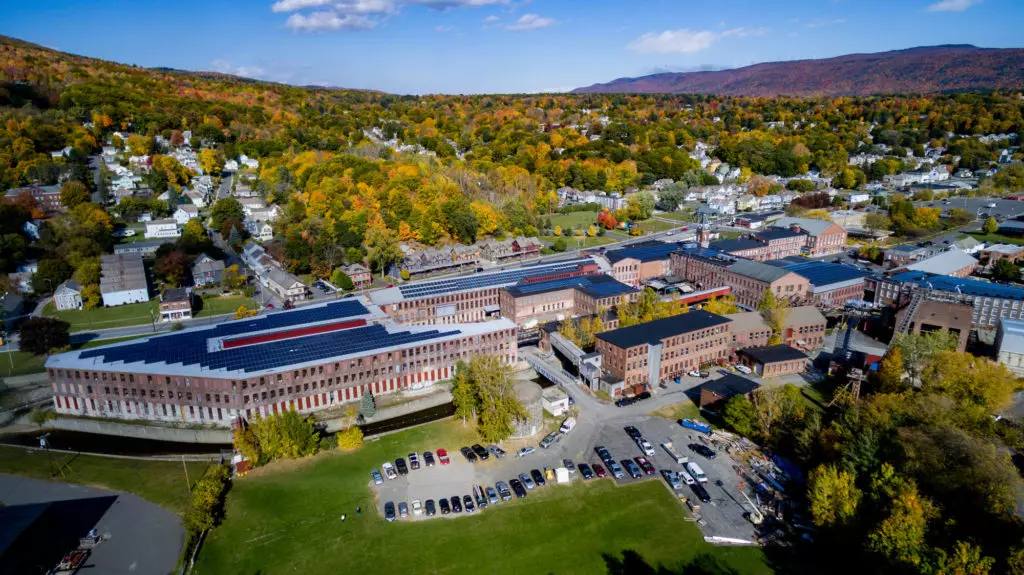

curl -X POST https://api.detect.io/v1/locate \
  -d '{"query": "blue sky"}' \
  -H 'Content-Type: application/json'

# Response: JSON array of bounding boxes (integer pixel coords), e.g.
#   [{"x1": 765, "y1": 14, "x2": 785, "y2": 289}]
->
[{"x1": 4, "y1": 0, "x2": 1023, "y2": 94}]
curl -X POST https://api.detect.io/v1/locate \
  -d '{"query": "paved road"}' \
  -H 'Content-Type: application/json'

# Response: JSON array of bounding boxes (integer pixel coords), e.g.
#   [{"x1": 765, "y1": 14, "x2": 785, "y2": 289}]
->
[
  {"x1": 0, "y1": 474, "x2": 184, "y2": 575},
  {"x1": 216, "y1": 170, "x2": 233, "y2": 199},
  {"x1": 88, "y1": 155, "x2": 104, "y2": 204}
]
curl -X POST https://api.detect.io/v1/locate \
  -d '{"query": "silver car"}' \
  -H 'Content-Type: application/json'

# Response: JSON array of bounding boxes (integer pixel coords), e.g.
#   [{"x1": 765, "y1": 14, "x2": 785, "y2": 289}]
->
[{"x1": 398, "y1": 501, "x2": 409, "y2": 519}]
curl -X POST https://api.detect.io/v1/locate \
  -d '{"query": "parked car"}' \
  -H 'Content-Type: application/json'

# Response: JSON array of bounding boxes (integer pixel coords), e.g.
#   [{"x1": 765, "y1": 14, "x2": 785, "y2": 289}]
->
[
  {"x1": 592, "y1": 462, "x2": 607, "y2": 478},
  {"x1": 519, "y1": 472, "x2": 536, "y2": 490},
  {"x1": 661, "y1": 469, "x2": 683, "y2": 490},
  {"x1": 460, "y1": 447, "x2": 478, "y2": 463},
  {"x1": 382, "y1": 462, "x2": 398, "y2": 480},
  {"x1": 425, "y1": 499, "x2": 436, "y2": 516},
  {"x1": 678, "y1": 469, "x2": 696, "y2": 485},
  {"x1": 540, "y1": 431, "x2": 561, "y2": 449},
  {"x1": 408, "y1": 453, "x2": 420, "y2": 471},
  {"x1": 510, "y1": 479, "x2": 527, "y2": 499},
  {"x1": 685, "y1": 461, "x2": 709, "y2": 483},
  {"x1": 486, "y1": 486, "x2": 500, "y2": 505},
  {"x1": 595, "y1": 446, "x2": 612, "y2": 461},
  {"x1": 487, "y1": 445, "x2": 506, "y2": 458},
  {"x1": 637, "y1": 439, "x2": 656, "y2": 457},
  {"x1": 609, "y1": 460, "x2": 625, "y2": 479},
  {"x1": 398, "y1": 501, "x2": 409, "y2": 519},
  {"x1": 615, "y1": 397, "x2": 635, "y2": 408},
  {"x1": 471, "y1": 444, "x2": 490, "y2": 461},
  {"x1": 634, "y1": 456, "x2": 656, "y2": 476},
  {"x1": 474, "y1": 486, "x2": 487, "y2": 509},
  {"x1": 622, "y1": 459, "x2": 643, "y2": 479},
  {"x1": 395, "y1": 458, "x2": 409, "y2": 475},
  {"x1": 563, "y1": 458, "x2": 577, "y2": 473},
  {"x1": 517, "y1": 446, "x2": 536, "y2": 457},
  {"x1": 688, "y1": 443, "x2": 717, "y2": 460},
  {"x1": 559, "y1": 417, "x2": 576, "y2": 434},
  {"x1": 423, "y1": 451, "x2": 436, "y2": 467},
  {"x1": 735, "y1": 364, "x2": 752, "y2": 374},
  {"x1": 691, "y1": 482, "x2": 712, "y2": 503},
  {"x1": 579, "y1": 463, "x2": 594, "y2": 480},
  {"x1": 686, "y1": 370, "x2": 700, "y2": 377},
  {"x1": 624, "y1": 426, "x2": 642, "y2": 440},
  {"x1": 463, "y1": 495, "x2": 475, "y2": 513},
  {"x1": 450, "y1": 496, "x2": 462, "y2": 513},
  {"x1": 411, "y1": 499, "x2": 422, "y2": 516},
  {"x1": 496, "y1": 481, "x2": 512, "y2": 501},
  {"x1": 544, "y1": 467, "x2": 555, "y2": 481},
  {"x1": 439, "y1": 498, "x2": 451, "y2": 515},
  {"x1": 384, "y1": 501, "x2": 396, "y2": 522},
  {"x1": 437, "y1": 448, "x2": 451, "y2": 465},
  {"x1": 531, "y1": 469, "x2": 546, "y2": 487},
  {"x1": 371, "y1": 469, "x2": 384, "y2": 485}
]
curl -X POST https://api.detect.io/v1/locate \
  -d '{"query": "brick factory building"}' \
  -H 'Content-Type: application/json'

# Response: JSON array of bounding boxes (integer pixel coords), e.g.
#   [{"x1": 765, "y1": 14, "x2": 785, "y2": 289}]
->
[
  {"x1": 670, "y1": 248, "x2": 811, "y2": 309},
  {"x1": 737, "y1": 345, "x2": 808, "y2": 377},
  {"x1": 598, "y1": 242, "x2": 686, "y2": 287},
  {"x1": 727, "y1": 305, "x2": 827, "y2": 352},
  {"x1": 46, "y1": 299, "x2": 517, "y2": 426},
  {"x1": 894, "y1": 300, "x2": 972, "y2": 352},
  {"x1": 595, "y1": 310, "x2": 733, "y2": 392},
  {"x1": 499, "y1": 274, "x2": 637, "y2": 326},
  {"x1": 707, "y1": 228, "x2": 807, "y2": 262},
  {"x1": 369, "y1": 257, "x2": 605, "y2": 325},
  {"x1": 771, "y1": 260, "x2": 872, "y2": 309},
  {"x1": 769, "y1": 217, "x2": 848, "y2": 256}
]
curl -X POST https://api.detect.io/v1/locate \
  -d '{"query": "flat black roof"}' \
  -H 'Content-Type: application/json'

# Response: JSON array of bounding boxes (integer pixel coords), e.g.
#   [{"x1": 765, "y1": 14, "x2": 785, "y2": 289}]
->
[
  {"x1": 709, "y1": 238, "x2": 764, "y2": 253},
  {"x1": 740, "y1": 345, "x2": 808, "y2": 364},
  {"x1": 702, "y1": 374, "x2": 759, "y2": 399},
  {"x1": 595, "y1": 309, "x2": 731, "y2": 349}
]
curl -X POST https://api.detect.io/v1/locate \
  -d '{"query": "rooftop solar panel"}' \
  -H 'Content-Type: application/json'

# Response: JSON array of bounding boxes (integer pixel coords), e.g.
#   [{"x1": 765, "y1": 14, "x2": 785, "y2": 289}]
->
[{"x1": 396, "y1": 258, "x2": 593, "y2": 299}]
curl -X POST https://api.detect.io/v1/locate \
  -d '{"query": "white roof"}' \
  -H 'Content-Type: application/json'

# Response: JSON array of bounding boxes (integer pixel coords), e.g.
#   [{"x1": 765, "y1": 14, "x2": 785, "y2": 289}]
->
[
  {"x1": 904, "y1": 249, "x2": 978, "y2": 275},
  {"x1": 999, "y1": 318, "x2": 1024, "y2": 355},
  {"x1": 985, "y1": 244, "x2": 1024, "y2": 255}
]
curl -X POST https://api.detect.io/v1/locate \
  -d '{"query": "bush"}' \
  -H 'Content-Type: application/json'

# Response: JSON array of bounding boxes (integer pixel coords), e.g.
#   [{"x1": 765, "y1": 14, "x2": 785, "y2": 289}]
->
[
  {"x1": 232, "y1": 411, "x2": 320, "y2": 466},
  {"x1": 331, "y1": 269, "x2": 354, "y2": 291},
  {"x1": 400, "y1": 269, "x2": 410, "y2": 281},
  {"x1": 183, "y1": 464, "x2": 230, "y2": 535},
  {"x1": 336, "y1": 426, "x2": 364, "y2": 450},
  {"x1": 552, "y1": 238, "x2": 567, "y2": 252}
]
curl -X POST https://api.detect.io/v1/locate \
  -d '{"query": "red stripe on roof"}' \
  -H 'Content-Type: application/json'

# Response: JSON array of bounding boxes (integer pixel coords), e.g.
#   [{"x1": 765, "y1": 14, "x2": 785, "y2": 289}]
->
[{"x1": 223, "y1": 319, "x2": 367, "y2": 349}]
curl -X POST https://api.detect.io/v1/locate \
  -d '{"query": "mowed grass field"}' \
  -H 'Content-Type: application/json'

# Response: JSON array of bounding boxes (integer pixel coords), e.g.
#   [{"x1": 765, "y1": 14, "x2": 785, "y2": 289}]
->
[
  {"x1": 194, "y1": 420, "x2": 771, "y2": 575},
  {"x1": 44, "y1": 299, "x2": 160, "y2": 331}
]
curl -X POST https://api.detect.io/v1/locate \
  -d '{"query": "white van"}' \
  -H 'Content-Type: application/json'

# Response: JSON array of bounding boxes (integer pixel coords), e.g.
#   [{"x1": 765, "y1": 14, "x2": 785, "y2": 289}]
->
[
  {"x1": 685, "y1": 461, "x2": 708, "y2": 483},
  {"x1": 559, "y1": 417, "x2": 576, "y2": 434},
  {"x1": 678, "y1": 469, "x2": 697, "y2": 485}
]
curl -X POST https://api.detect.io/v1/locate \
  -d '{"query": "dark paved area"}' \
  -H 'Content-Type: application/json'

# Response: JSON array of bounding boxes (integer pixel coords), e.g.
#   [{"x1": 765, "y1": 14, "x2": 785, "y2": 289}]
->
[{"x1": 0, "y1": 473, "x2": 184, "y2": 575}]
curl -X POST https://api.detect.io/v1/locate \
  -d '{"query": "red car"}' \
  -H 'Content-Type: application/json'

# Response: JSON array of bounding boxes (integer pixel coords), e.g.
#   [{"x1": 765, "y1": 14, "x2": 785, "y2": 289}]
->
[
  {"x1": 437, "y1": 448, "x2": 451, "y2": 465},
  {"x1": 634, "y1": 456, "x2": 656, "y2": 476},
  {"x1": 592, "y1": 462, "x2": 607, "y2": 478}
]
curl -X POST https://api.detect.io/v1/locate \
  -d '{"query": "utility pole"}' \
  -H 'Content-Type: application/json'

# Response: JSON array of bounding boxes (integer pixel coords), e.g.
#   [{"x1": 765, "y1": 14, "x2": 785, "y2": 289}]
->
[{"x1": 182, "y1": 455, "x2": 192, "y2": 493}]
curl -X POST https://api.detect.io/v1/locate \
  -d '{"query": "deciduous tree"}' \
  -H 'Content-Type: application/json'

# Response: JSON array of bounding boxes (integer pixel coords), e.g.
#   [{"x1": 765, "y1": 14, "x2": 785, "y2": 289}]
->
[
  {"x1": 18, "y1": 317, "x2": 70, "y2": 355},
  {"x1": 807, "y1": 464, "x2": 861, "y2": 527}
]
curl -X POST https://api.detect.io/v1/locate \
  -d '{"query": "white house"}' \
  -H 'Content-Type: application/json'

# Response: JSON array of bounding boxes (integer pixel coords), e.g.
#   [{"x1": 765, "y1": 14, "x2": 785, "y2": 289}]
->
[
  {"x1": 848, "y1": 193, "x2": 871, "y2": 204},
  {"x1": 247, "y1": 205, "x2": 283, "y2": 223},
  {"x1": 53, "y1": 280, "x2": 83, "y2": 311},
  {"x1": 245, "y1": 220, "x2": 274, "y2": 241},
  {"x1": 145, "y1": 218, "x2": 181, "y2": 239},
  {"x1": 184, "y1": 189, "x2": 207, "y2": 208},
  {"x1": 173, "y1": 205, "x2": 199, "y2": 225},
  {"x1": 238, "y1": 198, "x2": 266, "y2": 216},
  {"x1": 100, "y1": 254, "x2": 149, "y2": 307},
  {"x1": 224, "y1": 159, "x2": 239, "y2": 171}
]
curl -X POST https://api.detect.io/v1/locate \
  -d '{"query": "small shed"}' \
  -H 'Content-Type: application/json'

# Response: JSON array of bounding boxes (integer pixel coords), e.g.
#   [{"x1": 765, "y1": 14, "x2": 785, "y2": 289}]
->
[{"x1": 555, "y1": 467, "x2": 570, "y2": 484}]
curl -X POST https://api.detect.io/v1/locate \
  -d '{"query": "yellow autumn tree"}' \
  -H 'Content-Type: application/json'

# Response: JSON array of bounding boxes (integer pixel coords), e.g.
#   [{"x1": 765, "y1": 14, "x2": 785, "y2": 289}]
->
[{"x1": 471, "y1": 201, "x2": 499, "y2": 236}]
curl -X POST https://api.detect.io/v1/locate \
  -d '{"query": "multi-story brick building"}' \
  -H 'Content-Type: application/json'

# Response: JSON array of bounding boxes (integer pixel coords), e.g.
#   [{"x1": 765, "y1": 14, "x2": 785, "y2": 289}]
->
[
  {"x1": 773, "y1": 260, "x2": 871, "y2": 308},
  {"x1": 4, "y1": 185, "x2": 62, "y2": 212},
  {"x1": 727, "y1": 305, "x2": 827, "y2": 352},
  {"x1": 707, "y1": 228, "x2": 806, "y2": 262},
  {"x1": 159, "y1": 288, "x2": 192, "y2": 322},
  {"x1": 894, "y1": 300, "x2": 971, "y2": 352},
  {"x1": 370, "y1": 257, "x2": 605, "y2": 325},
  {"x1": 600, "y1": 242, "x2": 684, "y2": 287},
  {"x1": 898, "y1": 249, "x2": 978, "y2": 278},
  {"x1": 876, "y1": 270, "x2": 1024, "y2": 333},
  {"x1": 46, "y1": 299, "x2": 517, "y2": 426},
  {"x1": 499, "y1": 274, "x2": 636, "y2": 326},
  {"x1": 769, "y1": 217, "x2": 847, "y2": 256},
  {"x1": 595, "y1": 310, "x2": 732, "y2": 391},
  {"x1": 670, "y1": 249, "x2": 810, "y2": 309}
]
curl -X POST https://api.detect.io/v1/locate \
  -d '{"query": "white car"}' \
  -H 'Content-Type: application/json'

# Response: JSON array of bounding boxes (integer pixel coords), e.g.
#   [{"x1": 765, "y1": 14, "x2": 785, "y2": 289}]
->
[
  {"x1": 411, "y1": 499, "x2": 423, "y2": 516},
  {"x1": 678, "y1": 469, "x2": 697, "y2": 485},
  {"x1": 735, "y1": 364, "x2": 752, "y2": 375},
  {"x1": 637, "y1": 439, "x2": 656, "y2": 457},
  {"x1": 382, "y1": 462, "x2": 398, "y2": 480},
  {"x1": 686, "y1": 370, "x2": 700, "y2": 378}
]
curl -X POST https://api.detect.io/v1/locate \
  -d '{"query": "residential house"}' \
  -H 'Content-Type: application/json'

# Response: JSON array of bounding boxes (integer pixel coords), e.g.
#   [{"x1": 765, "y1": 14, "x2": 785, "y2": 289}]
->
[
  {"x1": 238, "y1": 198, "x2": 266, "y2": 216},
  {"x1": 173, "y1": 205, "x2": 199, "y2": 225},
  {"x1": 191, "y1": 254, "x2": 226, "y2": 287},
  {"x1": 224, "y1": 159, "x2": 239, "y2": 171},
  {"x1": 159, "y1": 288, "x2": 192, "y2": 322},
  {"x1": 735, "y1": 194, "x2": 758, "y2": 212},
  {"x1": 100, "y1": 254, "x2": 149, "y2": 307},
  {"x1": 22, "y1": 220, "x2": 42, "y2": 242},
  {"x1": 244, "y1": 220, "x2": 274, "y2": 241},
  {"x1": 114, "y1": 239, "x2": 174, "y2": 257},
  {"x1": 53, "y1": 280, "x2": 83, "y2": 311},
  {"x1": 145, "y1": 218, "x2": 181, "y2": 239},
  {"x1": 184, "y1": 189, "x2": 207, "y2": 208},
  {"x1": 341, "y1": 263, "x2": 372, "y2": 288},
  {"x1": 266, "y1": 268, "x2": 307, "y2": 304},
  {"x1": 479, "y1": 237, "x2": 542, "y2": 263},
  {"x1": 247, "y1": 205, "x2": 283, "y2": 223}
]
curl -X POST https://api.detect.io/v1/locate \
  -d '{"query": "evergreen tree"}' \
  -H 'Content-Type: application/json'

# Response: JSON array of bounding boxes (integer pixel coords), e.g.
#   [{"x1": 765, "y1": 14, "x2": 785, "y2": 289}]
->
[{"x1": 359, "y1": 389, "x2": 377, "y2": 419}]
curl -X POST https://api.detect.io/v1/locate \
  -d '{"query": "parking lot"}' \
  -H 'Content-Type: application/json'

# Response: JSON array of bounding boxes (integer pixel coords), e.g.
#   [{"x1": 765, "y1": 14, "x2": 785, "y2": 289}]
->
[{"x1": 369, "y1": 413, "x2": 760, "y2": 542}]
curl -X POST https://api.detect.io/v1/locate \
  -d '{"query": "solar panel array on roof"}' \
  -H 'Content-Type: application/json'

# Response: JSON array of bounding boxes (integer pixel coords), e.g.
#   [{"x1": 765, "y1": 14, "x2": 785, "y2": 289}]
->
[
  {"x1": 505, "y1": 274, "x2": 635, "y2": 299},
  {"x1": 781, "y1": 261, "x2": 871, "y2": 287},
  {"x1": 79, "y1": 322, "x2": 460, "y2": 374},
  {"x1": 396, "y1": 258, "x2": 592, "y2": 299},
  {"x1": 889, "y1": 271, "x2": 1024, "y2": 300},
  {"x1": 604, "y1": 243, "x2": 685, "y2": 264}
]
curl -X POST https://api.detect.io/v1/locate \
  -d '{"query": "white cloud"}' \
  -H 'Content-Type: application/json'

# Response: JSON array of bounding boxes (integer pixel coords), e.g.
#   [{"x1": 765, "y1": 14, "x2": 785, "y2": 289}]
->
[
  {"x1": 806, "y1": 18, "x2": 847, "y2": 28},
  {"x1": 504, "y1": 13, "x2": 554, "y2": 30},
  {"x1": 928, "y1": 0, "x2": 982, "y2": 11},
  {"x1": 482, "y1": 15, "x2": 499, "y2": 23},
  {"x1": 285, "y1": 11, "x2": 378, "y2": 31},
  {"x1": 627, "y1": 27, "x2": 766, "y2": 54},
  {"x1": 209, "y1": 60, "x2": 266, "y2": 78},
  {"x1": 272, "y1": 0, "x2": 510, "y2": 32},
  {"x1": 435, "y1": 24, "x2": 455, "y2": 32}
]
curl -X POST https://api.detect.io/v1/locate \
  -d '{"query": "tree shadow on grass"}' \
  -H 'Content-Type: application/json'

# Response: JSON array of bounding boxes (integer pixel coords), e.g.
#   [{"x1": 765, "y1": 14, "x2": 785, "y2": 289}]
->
[{"x1": 602, "y1": 550, "x2": 741, "y2": 575}]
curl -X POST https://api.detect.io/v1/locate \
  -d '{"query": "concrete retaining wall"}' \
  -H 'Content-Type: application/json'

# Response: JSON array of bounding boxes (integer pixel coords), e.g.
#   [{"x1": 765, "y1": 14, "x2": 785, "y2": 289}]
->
[
  {"x1": 51, "y1": 417, "x2": 233, "y2": 444},
  {"x1": 322, "y1": 389, "x2": 453, "y2": 432}
]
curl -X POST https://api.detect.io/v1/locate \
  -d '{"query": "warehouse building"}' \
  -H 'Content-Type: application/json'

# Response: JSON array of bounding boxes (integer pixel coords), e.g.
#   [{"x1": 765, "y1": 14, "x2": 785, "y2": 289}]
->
[
  {"x1": 369, "y1": 257, "x2": 605, "y2": 325},
  {"x1": 876, "y1": 271, "x2": 1024, "y2": 333},
  {"x1": 598, "y1": 242, "x2": 685, "y2": 287},
  {"x1": 46, "y1": 299, "x2": 517, "y2": 426},
  {"x1": 727, "y1": 305, "x2": 827, "y2": 351},
  {"x1": 670, "y1": 248, "x2": 810, "y2": 309},
  {"x1": 499, "y1": 274, "x2": 636, "y2": 326},
  {"x1": 99, "y1": 254, "x2": 149, "y2": 307},
  {"x1": 772, "y1": 260, "x2": 872, "y2": 309}
]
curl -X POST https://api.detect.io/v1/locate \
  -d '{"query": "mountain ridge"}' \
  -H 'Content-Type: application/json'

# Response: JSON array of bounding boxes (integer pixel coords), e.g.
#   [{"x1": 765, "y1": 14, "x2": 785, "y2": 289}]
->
[{"x1": 573, "y1": 45, "x2": 1024, "y2": 96}]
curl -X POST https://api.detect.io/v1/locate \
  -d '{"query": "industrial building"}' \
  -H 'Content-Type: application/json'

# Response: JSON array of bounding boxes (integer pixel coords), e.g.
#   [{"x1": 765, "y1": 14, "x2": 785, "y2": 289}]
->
[
  {"x1": 598, "y1": 242, "x2": 686, "y2": 287},
  {"x1": 771, "y1": 260, "x2": 872, "y2": 308},
  {"x1": 499, "y1": 274, "x2": 637, "y2": 326},
  {"x1": 46, "y1": 299, "x2": 517, "y2": 426},
  {"x1": 670, "y1": 248, "x2": 811, "y2": 309},
  {"x1": 99, "y1": 254, "x2": 149, "y2": 307},
  {"x1": 370, "y1": 257, "x2": 605, "y2": 325},
  {"x1": 876, "y1": 271, "x2": 1024, "y2": 332}
]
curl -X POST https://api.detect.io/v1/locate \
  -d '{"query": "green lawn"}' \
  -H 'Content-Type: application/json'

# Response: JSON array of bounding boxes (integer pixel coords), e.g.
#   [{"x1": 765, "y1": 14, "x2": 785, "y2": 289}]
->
[
  {"x1": 637, "y1": 219, "x2": 680, "y2": 234},
  {"x1": 649, "y1": 399, "x2": 705, "y2": 423},
  {"x1": 44, "y1": 300, "x2": 160, "y2": 332},
  {"x1": 194, "y1": 420, "x2": 769, "y2": 575},
  {"x1": 542, "y1": 235, "x2": 620, "y2": 249},
  {"x1": 960, "y1": 231, "x2": 1024, "y2": 246},
  {"x1": 0, "y1": 445, "x2": 210, "y2": 515},
  {"x1": 195, "y1": 294, "x2": 255, "y2": 318},
  {"x1": 0, "y1": 350, "x2": 47, "y2": 377},
  {"x1": 657, "y1": 211, "x2": 695, "y2": 223},
  {"x1": 548, "y1": 211, "x2": 600, "y2": 231}
]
